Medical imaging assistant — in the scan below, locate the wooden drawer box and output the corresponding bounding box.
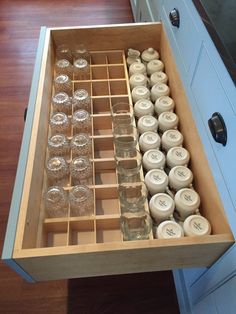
[2,23,234,282]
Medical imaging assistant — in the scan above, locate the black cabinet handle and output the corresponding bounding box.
[169,8,180,28]
[24,107,28,122]
[208,112,227,146]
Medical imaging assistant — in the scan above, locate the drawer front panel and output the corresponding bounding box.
[191,45,236,213]
[162,0,201,75]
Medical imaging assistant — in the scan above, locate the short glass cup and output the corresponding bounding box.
[72,44,90,61]
[48,134,70,157]
[113,124,138,157]
[54,74,72,95]
[111,102,134,127]
[115,149,142,183]
[50,112,70,135]
[46,156,69,185]
[72,89,91,112]
[69,185,94,216]
[120,211,153,241]
[71,133,92,157]
[70,157,93,185]
[45,186,68,218]
[56,44,73,63]
[52,92,72,114]
[118,181,148,213]
[55,59,73,78]
[74,58,90,80]
[72,109,91,134]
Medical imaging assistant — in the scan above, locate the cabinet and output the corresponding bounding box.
[2,23,233,282]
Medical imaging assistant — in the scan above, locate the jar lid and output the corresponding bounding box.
[149,193,175,220]
[156,220,184,239]
[150,71,168,86]
[134,99,154,118]
[183,215,211,236]
[141,47,160,62]
[167,147,190,168]
[143,149,165,170]
[175,188,200,211]
[137,115,158,133]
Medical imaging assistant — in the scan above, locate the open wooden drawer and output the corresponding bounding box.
[2,23,234,282]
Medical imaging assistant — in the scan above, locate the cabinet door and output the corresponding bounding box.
[137,0,153,22]
[213,275,236,314]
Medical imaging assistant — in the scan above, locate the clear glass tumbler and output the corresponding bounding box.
[55,59,73,78]
[71,134,92,157]
[72,44,90,61]
[70,157,93,185]
[69,185,94,216]
[45,186,68,218]
[113,124,138,157]
[46,156,69,185]
[52,92,72,114]
[118,181,148,213]
[72,109,91,134]
[54,74,72,95]
[72,89,91,112]
[115,149,142,183]
[120,211,153,241]
[56,44,73,63]
[50,112,70,135]
[111,102,133,127]
[48,134,70,157]
[74,58,90,80]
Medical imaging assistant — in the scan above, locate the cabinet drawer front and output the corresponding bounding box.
[2,23,233,281]
[191,45,236,216]
[162,0,201,75]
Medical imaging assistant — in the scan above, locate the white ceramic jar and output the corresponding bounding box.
[147,59,164,76]
[137,115,158,134]
[161,129,184,152]
[183,214,211,236]
[129,61,146,77]
[139,131,161,152]
[142,149,165,171]
[134,99,154,118]
[155,220,184,239]
[126,48,141,67]
[150,71,168,87]
[145,169,169,195]
[149,193,175,224]
[166,147,190,168]
[155,96,175,115]
[129,73,148,90]
[151,83,170,102]
[158,112,179,133]
[141,47,159,64]
[174,188,201,221]
[169,166,193,191]
[131,86,150,103]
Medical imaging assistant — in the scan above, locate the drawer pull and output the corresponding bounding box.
[24,107,28,122]
[169,8,180,28]
[208,112,227,146]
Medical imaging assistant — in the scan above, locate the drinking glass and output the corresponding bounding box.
[54,74,72,95]
[72,89,91,112]
[72,44,90,61]
[70,157,93,185]
[44,186,68,218]
[69,185,94,216]
[48,134,70,157]
[120,211,153,241]
[74,58,90,80]
[46,156,69,185]
[71,134,92,157]
[115,149,142,183]
[113,124,138,157]
[72,109,91,134]
[111,102,133,127]
[56,44,73,63]
[50,112,70,135]
[55,59,73,78]
[118,181,148,213]
[52,92,72,114]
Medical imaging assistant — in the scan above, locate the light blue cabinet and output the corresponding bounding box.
[131,1,236,313]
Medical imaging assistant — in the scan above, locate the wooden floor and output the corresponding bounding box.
[0,0,179,313]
